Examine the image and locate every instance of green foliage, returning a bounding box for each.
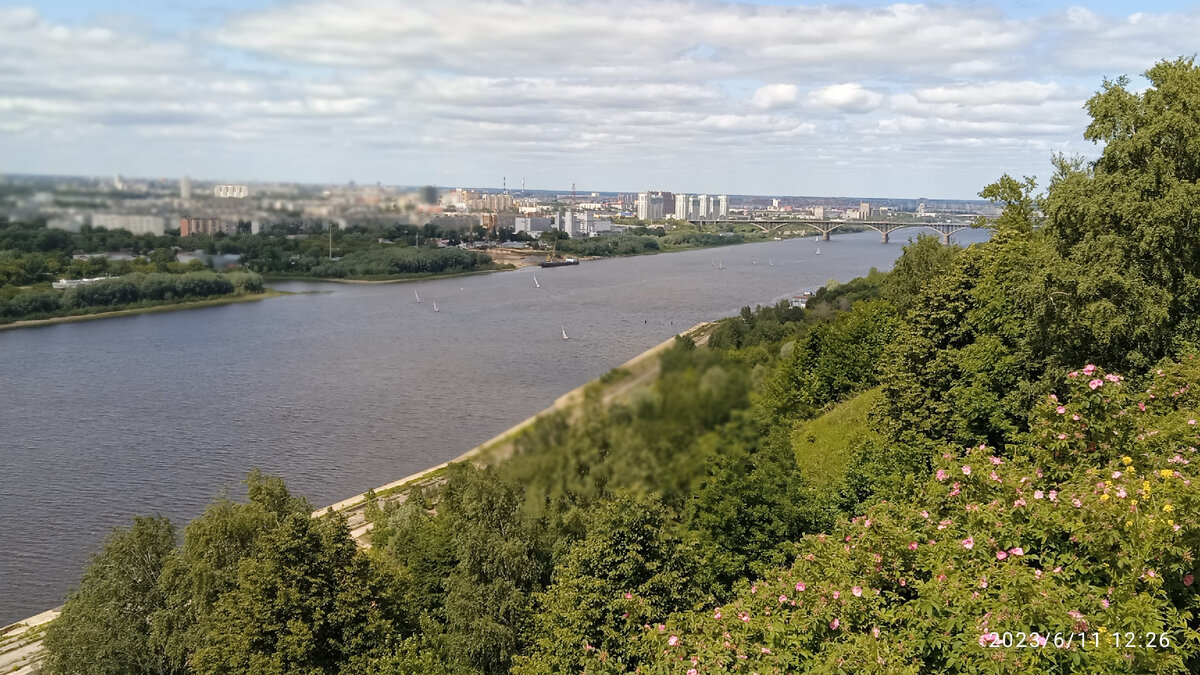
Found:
[45,472,407,674]
[0,270,261,323]
[43,516,179,675]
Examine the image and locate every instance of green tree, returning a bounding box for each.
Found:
[43,516,179,674]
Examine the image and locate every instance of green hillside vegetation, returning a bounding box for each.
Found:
[40,58,1200,674]
[791,387,882,488]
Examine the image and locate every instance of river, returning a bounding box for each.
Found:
[0,228,990,624]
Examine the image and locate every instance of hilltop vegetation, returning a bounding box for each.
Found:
[42,58,1200,673]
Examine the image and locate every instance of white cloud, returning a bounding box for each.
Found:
[2,1,1199,195]
[751,84,798,109]
[809,84,884,113]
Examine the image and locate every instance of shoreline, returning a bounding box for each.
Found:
[0,321,713,672]
[0,290,289,333]
[315,320,713,521]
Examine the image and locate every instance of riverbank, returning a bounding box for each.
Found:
[0,289,288,333]
[0,321,713,673]
[315,320,714,543]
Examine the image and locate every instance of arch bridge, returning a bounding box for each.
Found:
[687,219,978,244]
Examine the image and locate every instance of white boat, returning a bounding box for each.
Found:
[752,260,758,265]
[432,301,439,312]
[534,276,540,288]
[414,290,421,303]
[718,261,724,270]
[769,260,774,266]
[562,325,569,340]
[815,248,821,255]
[814,236,819,242]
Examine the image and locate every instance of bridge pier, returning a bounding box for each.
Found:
[925,223,967,245]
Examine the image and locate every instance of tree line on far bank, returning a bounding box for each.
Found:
[0,271,263,324]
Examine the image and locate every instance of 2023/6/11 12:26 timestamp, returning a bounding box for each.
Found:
[983,631,1173,649]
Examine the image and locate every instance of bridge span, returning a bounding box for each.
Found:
[686,219,977,244]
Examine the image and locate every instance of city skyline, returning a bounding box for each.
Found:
[5,1,1200,198]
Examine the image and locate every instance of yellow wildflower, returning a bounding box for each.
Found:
[1100,494,1110,501]
[1122,456,1133,465]
[1126,520,1133,527]
[1164,504,1175,513]
[1160,469,1174,478]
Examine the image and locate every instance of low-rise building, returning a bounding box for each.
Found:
[91,214,166,236]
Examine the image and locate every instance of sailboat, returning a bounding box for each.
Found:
[814,235,819,242]
[718,260,724,270]
[432,301,439,312]
[769,259,774,266]
[534,276,540,288]
[414,290,421,303]
[561,325,569,340]
[815,248,821,255]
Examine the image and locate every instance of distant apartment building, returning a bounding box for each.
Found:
[92,213,166,236]
[717,194,729,218]
[514,216,554,234]
[696,194,711,219]
[213,184,249,199]
[859,202,872,220]
[674,194,690,220]
[636,192,665,221]
[180,176,192,201]
[561,209,604,237]
[180,216,231,236]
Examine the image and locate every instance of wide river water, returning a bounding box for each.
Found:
[0,228,989,624]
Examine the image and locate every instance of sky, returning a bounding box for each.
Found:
[2,1,1200,198]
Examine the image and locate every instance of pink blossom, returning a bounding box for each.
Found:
[1072,414,1081,421]
[1049,490,1058,502]
[1101,599,1110,608]
[714,608,723,619]
[1034,490,1044,500]
[949,482,961,497]
[872,626,881,638]
[688,670,698,675]
[980,577,988,588]
[1067,371,1079,378]
[863,518,872,528]
[989,471,1002,482]
[833,590,840,599]
[1033,634,1048,647]
[938,519,951,530]
[1089,379,1103,390]
[1112,470,1122,479]
[1185,575,1195,586]
[761,647,771,654]
[920,510,930,519]
[962,465,972,476]
[1116,487,1126,498]
[795,582,806,592]
[909,541,919,550]
[852,586,863,597]
[1056,405,1066,414]
[936,469,948,482]
[750,584,757,594]
[778,594,788,604]
[668,635,679,647]
[1013,498,1026,507]
[1105,373,1121,383]
[990,456,1003,465]
[830,618,840,630]
[1139,402,1147,411]
[1072,498,1082,508]
[979,632,997,646]
[739,611,750,623]
[1191,420,1197,426]
[1057,433,1068,440]
[996,550,1008,561]
[624,592,632,599]
[1035,569,1043,579]
[1053,566,1062,573]
[1083,364,1096,375]
[962,536,975,550]
[1009,547,1024,556]
[1175,524,1183,532]
[1050,393,1059,401]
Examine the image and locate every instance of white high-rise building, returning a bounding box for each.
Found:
[717,195,729,218]
[214,184,250,199]
[674,194,690,220]
[180,176,191,201]
[636,192,664,221]
[696,194,710,219]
